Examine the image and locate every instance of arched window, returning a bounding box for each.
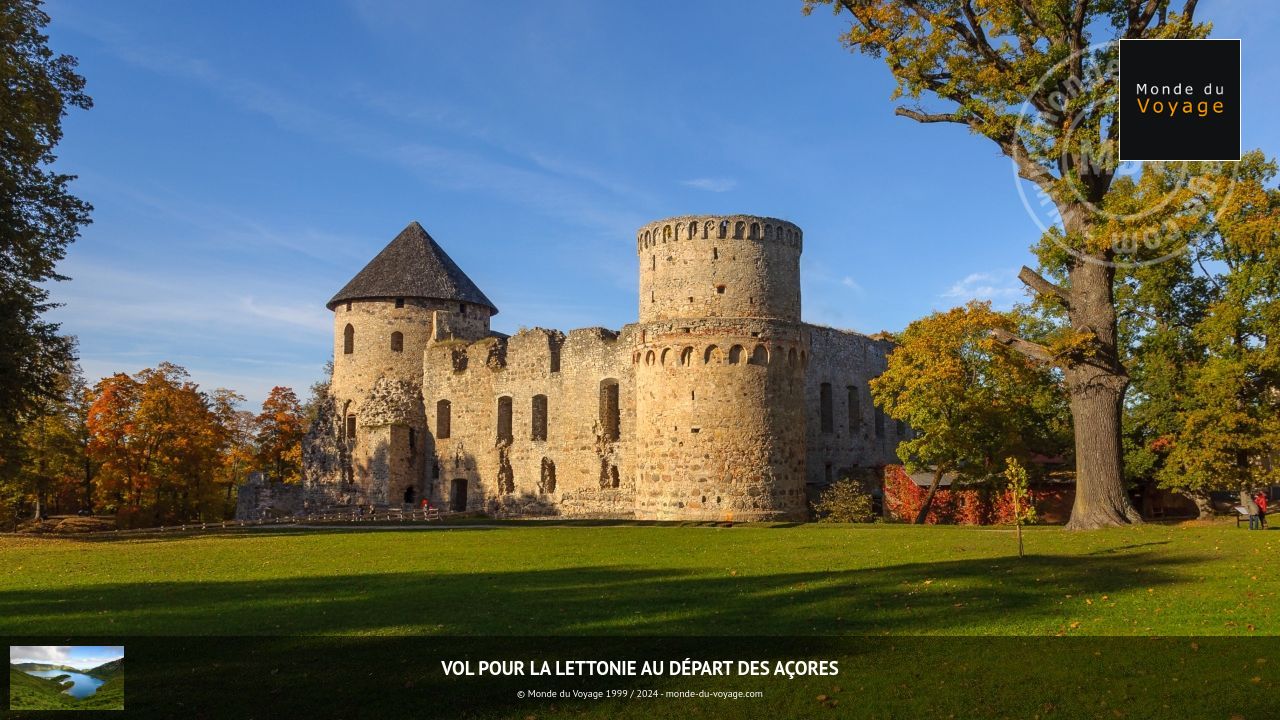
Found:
[820,383,834,434]
[688,221,698,239]
[391,331,404,352]
[599,379,620,440]
[497,396,513,443]
[788,348,798,366]
[680,347,693,366]
[847,385,862,434]
[343,324,354,354]
[728,345,744,364]
[750,344,768,365]
[660,348,671,366]
[436,399,451,439]
[734,221,745,238]
[750,222,760,239]
[719,220,729,238]
[346,414,357,440]
[704,345,720,364]
[645,350,655,366]
[531,394,548,441]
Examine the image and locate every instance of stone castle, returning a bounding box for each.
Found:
[293,215,905,521]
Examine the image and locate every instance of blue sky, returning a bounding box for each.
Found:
[42,1,1280,406]
[10,645,124,670]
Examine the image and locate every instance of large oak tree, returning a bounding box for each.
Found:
[805,0,1218,528]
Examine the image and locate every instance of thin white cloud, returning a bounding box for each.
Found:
[239,297,332,333]
[840,276,864,294]
[941,269,1026,309]
[680,177,738,193]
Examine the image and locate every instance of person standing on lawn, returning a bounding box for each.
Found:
[1242,491,1261,530]
[1254,491,1268,529]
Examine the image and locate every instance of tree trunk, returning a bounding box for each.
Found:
[914,467,945,524]
[1061,252,1142,530]
[1189,493,1215,519]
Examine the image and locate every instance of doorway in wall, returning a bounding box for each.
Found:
[450,479,468,512]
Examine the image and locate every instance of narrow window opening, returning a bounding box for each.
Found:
[599,380,620,440]
[531,394,548,442]
[408,427,416,450]
[391,331,404,352]
[343,324,354,354]
[847,385,862,434]
[728,345,744,364]
[346,414,357,440]
[716,285,726,294]
[820,383,834,434]
[345,302,352,311]
[395,297,405,308]
[436,399,451,439]
[497,396,513,443]
[875,407,886,438]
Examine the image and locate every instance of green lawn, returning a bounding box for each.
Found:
[5,522,1278,718]
[1,520,1276,637]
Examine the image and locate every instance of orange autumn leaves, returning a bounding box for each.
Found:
[85,363,305,525]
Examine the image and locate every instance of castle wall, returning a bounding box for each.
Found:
[803,326,905,488]
[422,327,637,516]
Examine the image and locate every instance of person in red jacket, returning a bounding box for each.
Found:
[1255,491,1268,529]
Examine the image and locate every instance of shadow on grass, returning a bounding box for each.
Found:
[0,550,1198,636]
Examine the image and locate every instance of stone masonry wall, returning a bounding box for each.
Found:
[804,326,906,488]
[421,326,637,517]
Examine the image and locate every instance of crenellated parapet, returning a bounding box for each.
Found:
[636,214,802,253]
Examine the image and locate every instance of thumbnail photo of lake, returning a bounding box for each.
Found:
[9,646,124,710]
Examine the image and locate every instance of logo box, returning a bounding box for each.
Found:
[1118,38,1240,162]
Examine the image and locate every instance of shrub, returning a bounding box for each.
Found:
[813,478,875,523]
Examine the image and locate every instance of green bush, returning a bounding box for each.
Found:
[813,478,875,523]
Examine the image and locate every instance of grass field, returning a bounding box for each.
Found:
[5,521,1278,718]
[1,520,1276,637]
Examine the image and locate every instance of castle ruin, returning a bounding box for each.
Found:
[296,215,905,521]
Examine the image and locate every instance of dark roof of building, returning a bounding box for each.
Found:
[327,221,497,315]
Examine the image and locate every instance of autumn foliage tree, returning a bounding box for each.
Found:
[870,302,1067,523]
[254,386,305,484]
[803,0,1228,528]
[86,363,238,525]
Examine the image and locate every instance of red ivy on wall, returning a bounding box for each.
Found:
[883,465,1067,525]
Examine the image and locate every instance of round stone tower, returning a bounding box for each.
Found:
[324,221,496,505]
[633,215,808,521]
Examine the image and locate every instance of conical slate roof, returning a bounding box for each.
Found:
[327,221,498,315]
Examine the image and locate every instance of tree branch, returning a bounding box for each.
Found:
[1018,266,1071,309]
[990,328,1055,363]
[894,106,966,125]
